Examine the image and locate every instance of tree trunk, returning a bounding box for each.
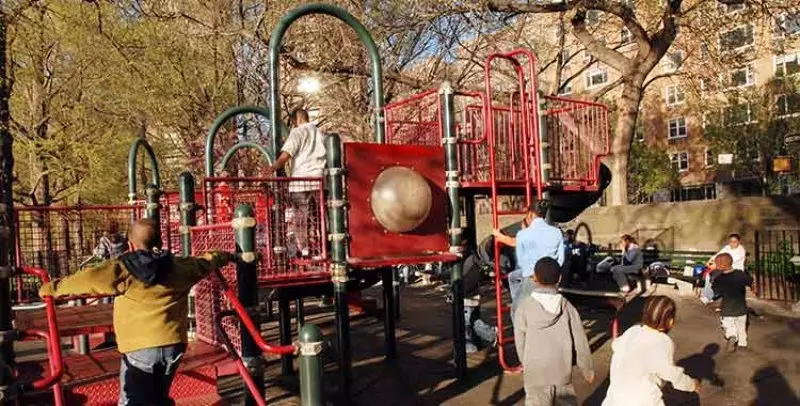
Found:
[0,6,16,376]
[606,79,644,206]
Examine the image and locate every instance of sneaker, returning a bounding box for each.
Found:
[700,297,711,305]
[620,286,631,294]
[318,297,334,308]
[725,337,738,353]
[466,343,479,354]
[491,327,499,348]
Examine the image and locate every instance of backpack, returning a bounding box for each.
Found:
[646,262,670,284]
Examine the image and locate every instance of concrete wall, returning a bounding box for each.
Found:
[560,196,800,251]
[474,196,800,252]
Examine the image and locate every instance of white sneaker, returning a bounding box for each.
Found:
[700,297,711,305]
[620,286,631,294]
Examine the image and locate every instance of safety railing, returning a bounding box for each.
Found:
[13,266,66,406]
[542,95,610,189]
[384,88,442,147]
[201,177,329,286]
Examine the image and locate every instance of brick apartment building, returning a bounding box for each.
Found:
[533,3,800,204]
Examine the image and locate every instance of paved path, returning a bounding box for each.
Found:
[254,282,800,406]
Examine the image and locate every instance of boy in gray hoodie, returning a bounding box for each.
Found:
[514,257,595,406]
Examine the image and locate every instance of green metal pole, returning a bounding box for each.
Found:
[325,134,351,398]
[269,4,385,146]
[219,141,274,174]
[441,81,467,379]
[127,137,162,202]
[232,204,264,405]
[178,172,198,336]
[178,172,197,257]
[298,324,325,406]
[204,106,277,177]
[145,185,162,247]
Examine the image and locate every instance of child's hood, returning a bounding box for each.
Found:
[528,286,566,328]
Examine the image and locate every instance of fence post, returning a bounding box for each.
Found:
[145,184,162,246]
[298,324,325,406]
[440,81,467,379]
[232,204,264,405]
[325,133,352,398]
[179,172,197,336]
[754,231,762,299]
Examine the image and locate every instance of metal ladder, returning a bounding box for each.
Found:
[485,49,543,372]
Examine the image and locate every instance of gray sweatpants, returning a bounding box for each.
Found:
[524,384,577,406]
[611,264,641,290]
[721,315,748,347]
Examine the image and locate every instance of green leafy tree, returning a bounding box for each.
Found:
[628,139,679,203]
[703,78,800,195]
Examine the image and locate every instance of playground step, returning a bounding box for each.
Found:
[18,341,231,405]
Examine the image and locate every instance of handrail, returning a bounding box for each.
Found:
[213,269,296,355]
[19,266,65,406]
[214,311,267,406]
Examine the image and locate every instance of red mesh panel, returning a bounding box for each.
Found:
[203,177,329,286]
[190,223,240,353]
[13,205,141,304]
[384,89,442,146]
[542,96,610,188]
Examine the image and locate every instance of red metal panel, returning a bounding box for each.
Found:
[190,224,240,353]
[345,142,449,260]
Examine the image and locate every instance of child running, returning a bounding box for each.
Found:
[711,252,753,352]
[514,257,594,406]
[602,296,698,406]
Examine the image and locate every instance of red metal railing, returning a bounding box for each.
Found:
[486,49,540,373]
[542,95,610,188]
[17,266,66,406]
[202,177,329,286]
[384,89,442,146]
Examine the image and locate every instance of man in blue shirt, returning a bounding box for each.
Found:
[493,201,565,314]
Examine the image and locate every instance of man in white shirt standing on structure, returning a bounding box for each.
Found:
[266,108,327,258]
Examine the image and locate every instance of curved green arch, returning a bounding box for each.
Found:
[219,141,274,173]
[268,3,385,146]
[127,137,161,200]
[205,105,280,177]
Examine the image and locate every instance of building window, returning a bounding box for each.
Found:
[668,117,688,139]
[620,28,633,45]
[670,152,689,172]
[777,93,800,117]
[725,103,752,125]
[665,85,686,106]
[587,10,600,25]
[775,53,800,78]
[705,148,715,167]
[729,64,755,88]
[775,12,800,37]
[662,50,683,72]
[719,25,755,52]
[559,79,573,96]
[700,42,709,61]
[719,3,745,13]
[671,184,717,202]
[585,65,608,88]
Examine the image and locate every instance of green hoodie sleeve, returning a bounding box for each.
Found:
[175,251,235,284]
[39,260,130,298]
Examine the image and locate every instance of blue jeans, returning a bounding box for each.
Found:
[119,343,187,406]
[508,270,536,320]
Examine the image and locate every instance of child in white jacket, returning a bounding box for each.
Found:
[602,296,698,406]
